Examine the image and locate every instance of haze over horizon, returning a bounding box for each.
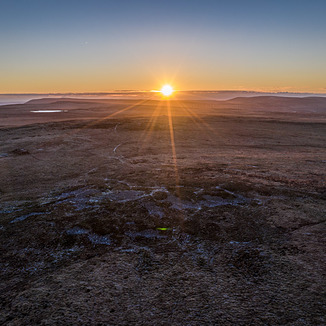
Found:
[1,0,326,93]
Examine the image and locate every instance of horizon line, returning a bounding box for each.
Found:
[1,90,326,96]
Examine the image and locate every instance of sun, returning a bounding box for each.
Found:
[160,84,174,97]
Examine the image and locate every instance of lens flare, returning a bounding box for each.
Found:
[160,85,174,97]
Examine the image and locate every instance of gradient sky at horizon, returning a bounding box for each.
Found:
[1,0,326,93]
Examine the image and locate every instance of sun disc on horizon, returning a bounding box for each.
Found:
[160,84,174,97]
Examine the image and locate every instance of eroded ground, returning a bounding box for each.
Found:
[0,98,326,325]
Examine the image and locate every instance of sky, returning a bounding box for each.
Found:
[1,0,326,93]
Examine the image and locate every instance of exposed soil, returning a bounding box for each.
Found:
[0,98,326,325]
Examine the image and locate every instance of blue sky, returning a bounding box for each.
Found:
[1,0,326,92]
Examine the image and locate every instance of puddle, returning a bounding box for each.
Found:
[201,195,232,207]
[61,183,253,214]
[0,207,23,214]
[126,229,167,240]
[51,246,81,263]
[168,195,201,210]
[98,184,238,214]
[200,194,247,208]
[21,261,46,274]
[31,110,67,113]
[57,188,98,200]
[66,227,89,235]
[229,240,251,246]
[103,190,146,203]
[88,234,111,245]
[55,188,100,210]
[37,183,255,238]
[10,212,45,223]
[142,202,165,218]
[65,227,111,246]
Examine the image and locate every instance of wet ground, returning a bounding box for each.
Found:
[0,98,326,325]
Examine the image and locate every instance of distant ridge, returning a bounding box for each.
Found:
[227,96,326,109]
[1,91,326,106]
[25,98,107,105]
[26,95,326,104]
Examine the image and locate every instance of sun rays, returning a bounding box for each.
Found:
[65,87,216,202]
[166,99,182,200]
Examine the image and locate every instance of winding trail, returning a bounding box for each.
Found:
[113,143,125,163]
[113,143,122,154]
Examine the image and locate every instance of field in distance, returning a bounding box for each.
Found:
[0,96,325,325]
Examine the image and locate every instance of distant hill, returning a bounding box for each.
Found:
[226,96,326,110]
[17,95,326,114]
[25,98,108,105]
